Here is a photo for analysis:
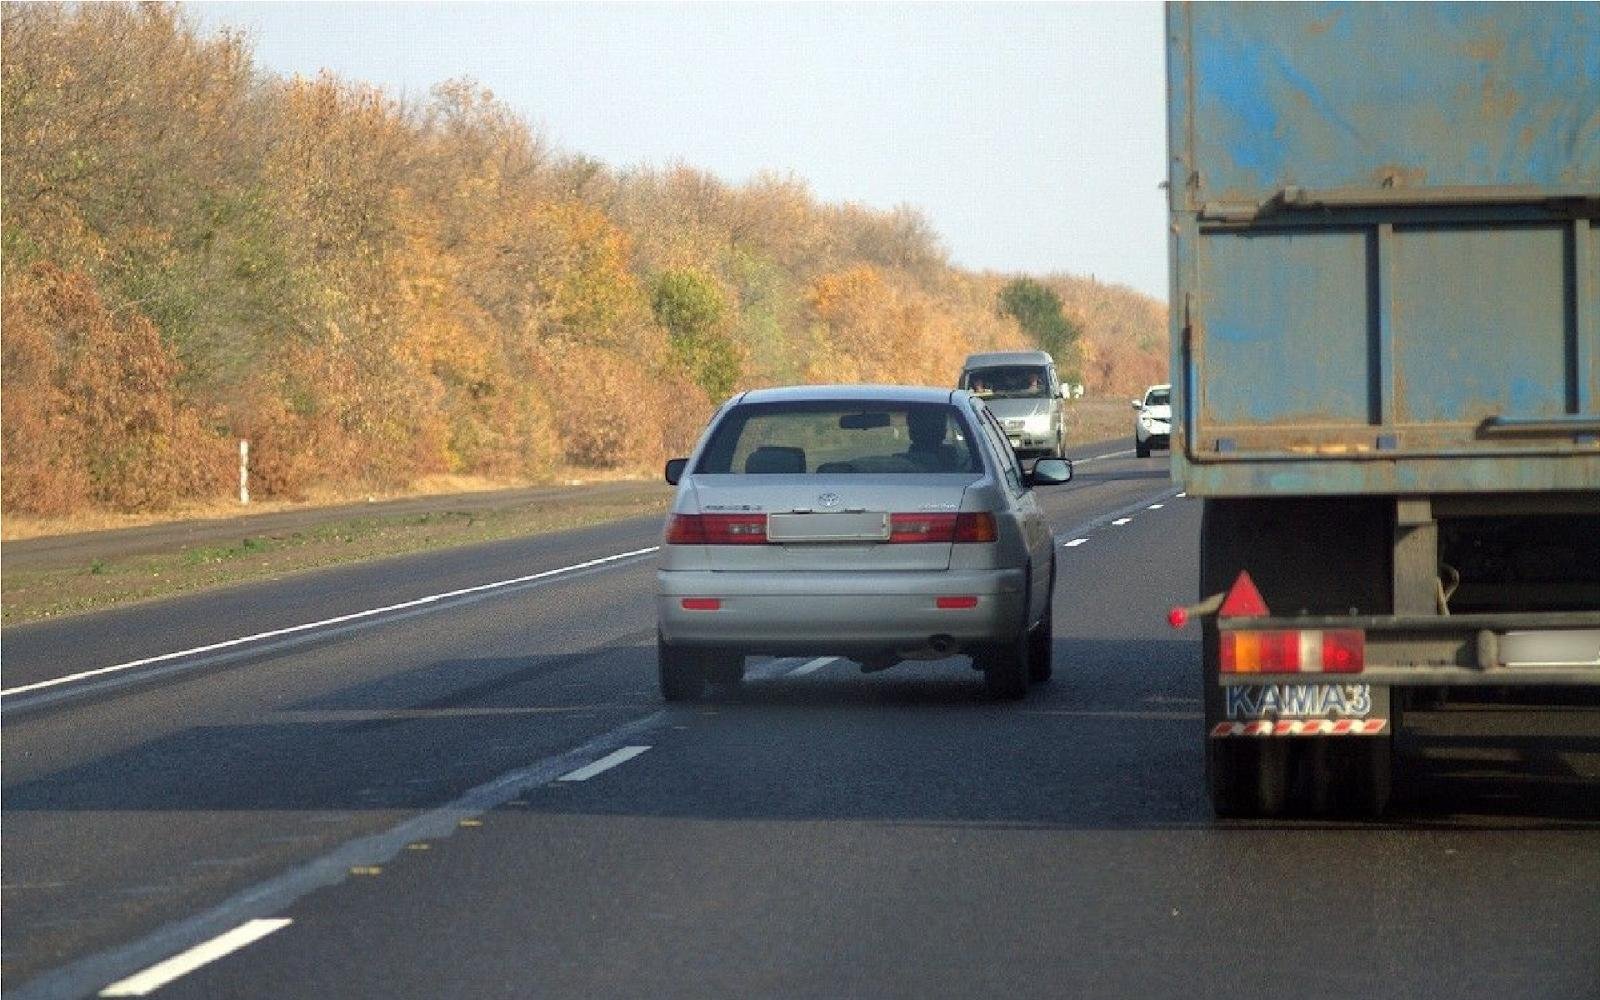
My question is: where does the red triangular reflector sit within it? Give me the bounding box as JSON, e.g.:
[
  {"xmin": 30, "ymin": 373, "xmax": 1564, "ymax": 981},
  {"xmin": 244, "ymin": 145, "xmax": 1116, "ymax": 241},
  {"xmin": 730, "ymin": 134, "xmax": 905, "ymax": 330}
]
[{"xmin": 1218, "ymin": 570, "xmax": 1269, "ymax": 617}]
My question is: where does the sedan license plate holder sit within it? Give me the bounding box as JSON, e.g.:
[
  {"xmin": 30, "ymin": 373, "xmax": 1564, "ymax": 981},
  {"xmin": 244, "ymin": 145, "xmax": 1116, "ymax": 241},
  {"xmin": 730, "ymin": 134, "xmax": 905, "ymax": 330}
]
[{"xmin": 766, "ymin": 512, "xmax": 890, "ymax": 543}]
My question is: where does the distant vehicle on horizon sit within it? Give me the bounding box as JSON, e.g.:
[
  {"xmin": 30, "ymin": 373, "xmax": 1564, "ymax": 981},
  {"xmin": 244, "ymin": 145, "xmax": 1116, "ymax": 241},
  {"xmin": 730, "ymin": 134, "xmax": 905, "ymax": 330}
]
[
  {"xmin": 958, "ymin": 350, "xmax": 1067, "ymax": 460},
  {"xmin": 1132, "ymin": 383, "xmax": 1171, "ymax": 458}
]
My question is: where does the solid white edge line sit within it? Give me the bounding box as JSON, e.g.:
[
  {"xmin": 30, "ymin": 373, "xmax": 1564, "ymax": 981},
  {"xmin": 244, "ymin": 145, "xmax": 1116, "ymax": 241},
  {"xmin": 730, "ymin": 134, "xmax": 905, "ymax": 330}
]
[
  {"xmin": 1, "ymin": 547, "xmax": 660, "ymax": 699},
  {"xmin": 99, "ymin": 919, "xmax": 291, "ymax": 997},
  {"xmin": 1063, "ymin": 538, "xmax": 1089, "ymax": 547},
  {"xmin": 1084, "ymin": 449, "xmax": 1135, "ymax": 462},
  {"xmin": 788, "ymin": 657, "xmax": 837, "ymax": 676},
  {"xmin": 1111, "ymin": 517, "xmax": 1133, "ymax": 526},
  {"xmin": 557, "ymin": 745, "xmax": 652, "ymax": 782}
]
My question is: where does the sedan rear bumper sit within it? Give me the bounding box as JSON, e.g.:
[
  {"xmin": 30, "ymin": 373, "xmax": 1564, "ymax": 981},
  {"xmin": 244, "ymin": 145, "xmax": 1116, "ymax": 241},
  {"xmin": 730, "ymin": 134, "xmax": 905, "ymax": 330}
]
[{"xmin": 658, "ymin": 568, "xmax": 1026, "ymax": 654}]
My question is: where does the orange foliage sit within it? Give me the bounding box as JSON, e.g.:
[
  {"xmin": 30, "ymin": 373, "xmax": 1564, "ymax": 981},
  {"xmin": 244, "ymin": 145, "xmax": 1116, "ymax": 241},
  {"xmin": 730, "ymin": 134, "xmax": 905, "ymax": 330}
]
[
  {"xmin": 2, "ymin": 263, "xmax": 230, "ymax": 513},
  {"xmin": 1, "ymin": 4, "xmax": 1169, "ymax": 518}
]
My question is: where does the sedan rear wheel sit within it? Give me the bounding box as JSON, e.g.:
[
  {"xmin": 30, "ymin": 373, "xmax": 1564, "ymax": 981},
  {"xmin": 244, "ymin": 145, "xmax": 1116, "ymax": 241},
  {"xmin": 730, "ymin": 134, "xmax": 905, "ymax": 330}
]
[
  {"xmin": 657, "ymin": 633, "xmax": 705, "ymax": 702},
  {"xmin": 705, "ymin": 655, "xmax": 746, "ymax": 691},
  {"xmin": 1027, "ymin": 567, "xmax": 1055, "ymax": 684},
  {"xmin": 981, "ymin": 630, "xmax": 1030, "ymax": 700}
]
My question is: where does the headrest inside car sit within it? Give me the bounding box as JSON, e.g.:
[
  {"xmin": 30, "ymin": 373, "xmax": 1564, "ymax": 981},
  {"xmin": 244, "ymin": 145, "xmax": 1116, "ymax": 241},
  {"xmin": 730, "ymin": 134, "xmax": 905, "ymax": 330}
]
[{"xmin": 744, "ymin": 446, "xmax": 806, "ymax": 474}]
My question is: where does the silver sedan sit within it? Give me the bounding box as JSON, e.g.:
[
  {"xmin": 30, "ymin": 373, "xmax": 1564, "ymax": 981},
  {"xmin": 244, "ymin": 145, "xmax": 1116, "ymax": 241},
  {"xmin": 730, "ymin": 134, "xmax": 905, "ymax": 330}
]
[{"xmin": 656, "ymin": 385, "xmax": 1072, "ymax": 701}]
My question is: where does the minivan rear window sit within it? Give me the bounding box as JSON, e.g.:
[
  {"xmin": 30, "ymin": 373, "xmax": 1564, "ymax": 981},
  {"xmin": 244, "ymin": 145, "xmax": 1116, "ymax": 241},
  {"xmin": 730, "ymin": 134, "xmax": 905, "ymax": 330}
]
[
  {"xmin": 962, "ymin": 365, "xmax": 1051, "ymax": 399},
  {"xmin": 695, "ymin": 402, "xmax": 983, "ymax": 475}
]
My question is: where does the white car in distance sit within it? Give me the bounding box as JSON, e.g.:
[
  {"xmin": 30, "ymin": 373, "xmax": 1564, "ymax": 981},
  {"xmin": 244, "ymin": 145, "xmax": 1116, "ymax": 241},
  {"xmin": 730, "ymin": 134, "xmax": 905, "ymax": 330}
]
[{"xmin": 1132, "ymin": 384, "xmax": 1171, "ymax": 458}]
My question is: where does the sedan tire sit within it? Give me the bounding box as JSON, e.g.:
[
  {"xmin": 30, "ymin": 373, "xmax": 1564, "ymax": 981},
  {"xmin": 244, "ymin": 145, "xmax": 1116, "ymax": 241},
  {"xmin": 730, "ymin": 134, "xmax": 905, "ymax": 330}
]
[
  {"xmin": 1028, "ymin": 558, "xmax": 1056, "ymax": 683},
  {"xmin": 981, "ymin": 630, "xmax": 1031, "ymax": 700},
  {"xmin": 657, "ymin": 633, "xmax": 704, "ymax": 702}
]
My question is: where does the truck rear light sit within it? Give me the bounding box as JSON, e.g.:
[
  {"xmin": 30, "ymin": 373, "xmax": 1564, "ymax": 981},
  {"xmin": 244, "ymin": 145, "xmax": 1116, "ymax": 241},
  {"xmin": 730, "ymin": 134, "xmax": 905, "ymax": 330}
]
[
  {"xmin": 936, "ymin": 595, "xmax": 979, "ymax": 609},
  {"xmin": 680, "ymin": 597, "xmax": 722, "ymax": 611},
  {"xmin": 1220, "ymin": 629, "xmax": 1365, "ymax": 674},
  {"xmin": 887, "ymin": 512, "xmax": 995, "ymax": 544},
  {"xmin": 665, "ymin": 513, "xmax": 768, "ymax": 545}
]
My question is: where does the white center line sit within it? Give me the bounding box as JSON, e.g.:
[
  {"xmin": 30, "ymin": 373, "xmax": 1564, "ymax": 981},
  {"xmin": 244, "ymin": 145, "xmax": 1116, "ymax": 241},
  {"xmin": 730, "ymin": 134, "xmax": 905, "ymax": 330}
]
[
  {"xmin": 1, "ymin": 546, "xmax": 660, "ymax": 700},
  {"xmin": 99, "ymin": 919, "xmax": 291, "ymax": 997},
  {"xmin": 1063, "ymin": 538, "xmax": 1089, "ymax": 547},
  {"xmin": 788, "ymin": 657, "xmax": 838, "ymax": 676},
  {"xmin": 557, "ymin": 745, "xmax": 652, "ymax": 782},
  {"xmin": 1111, "ymin": 517, "xmax": 1133, "ymax": 526},
  {"xmin": 1148, "ymin": 503, "xmax": 1164, "ymax": 509}
]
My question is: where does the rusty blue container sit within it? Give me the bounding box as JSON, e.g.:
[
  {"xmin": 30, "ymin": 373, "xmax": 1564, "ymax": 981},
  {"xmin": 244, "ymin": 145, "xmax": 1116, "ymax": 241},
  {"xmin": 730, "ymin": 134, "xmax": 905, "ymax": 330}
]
[{"xmin": 1167, "ymin": 2, "xmax": 1600, "ymax": 496}]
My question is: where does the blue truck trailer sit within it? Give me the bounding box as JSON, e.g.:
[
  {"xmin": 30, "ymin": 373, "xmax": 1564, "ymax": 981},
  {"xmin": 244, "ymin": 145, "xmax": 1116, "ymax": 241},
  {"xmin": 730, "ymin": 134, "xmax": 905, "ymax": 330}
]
[{"xmin": 1166, "ymin": 3, "xmax": 1600, "ymax": 816}]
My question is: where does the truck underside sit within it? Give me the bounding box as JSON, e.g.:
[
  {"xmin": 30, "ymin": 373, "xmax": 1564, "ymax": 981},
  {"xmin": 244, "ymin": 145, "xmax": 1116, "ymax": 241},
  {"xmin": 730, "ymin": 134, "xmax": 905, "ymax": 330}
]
[{"xmin": 1199, "ymin": 494, "xmax": 1600, "ymax": 817}]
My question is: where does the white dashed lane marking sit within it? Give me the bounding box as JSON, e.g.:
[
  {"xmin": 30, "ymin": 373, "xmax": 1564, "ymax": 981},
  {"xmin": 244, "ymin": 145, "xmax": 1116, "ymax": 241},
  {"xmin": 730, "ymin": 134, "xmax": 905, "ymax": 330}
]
[
  {"xmin": 99, "ymin": 920, "xmax": 292, "ymax": 996},
  {"xmin": 1148, "ymin": 503, "xmax": 1164, "ymax": 509},
  {"xmin": 788, "ymin": 657, "xmax": 838, "ymax": 676},
  {"xmin": 1111, "ymin": 517, "xmax": 1133, "ymax": 526},
  {"xmin": 557, "ymin": 745, "xmax": 652, "ymax": 782},
  {"xmin": 1063, "ymin": 539, "xmax": 1089, "ymax": 548}
]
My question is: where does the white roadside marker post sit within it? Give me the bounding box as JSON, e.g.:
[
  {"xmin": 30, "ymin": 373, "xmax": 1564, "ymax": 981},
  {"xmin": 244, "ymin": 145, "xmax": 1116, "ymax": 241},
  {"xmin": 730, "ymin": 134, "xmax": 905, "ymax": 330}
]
[{"xmin": 239, "ymin": 439, "xmax": 250, "ymax": 505}]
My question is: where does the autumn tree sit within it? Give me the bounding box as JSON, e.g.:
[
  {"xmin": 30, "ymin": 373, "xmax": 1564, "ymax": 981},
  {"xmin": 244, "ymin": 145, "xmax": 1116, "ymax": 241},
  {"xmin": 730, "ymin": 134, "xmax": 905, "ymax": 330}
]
[
  {"xmin": 651, "ymin": 270, "xmax": 742, "ymax": 400},
  {"xmin": 998, "ymin": 277, "xmax": 1083, "ymax": 380}
]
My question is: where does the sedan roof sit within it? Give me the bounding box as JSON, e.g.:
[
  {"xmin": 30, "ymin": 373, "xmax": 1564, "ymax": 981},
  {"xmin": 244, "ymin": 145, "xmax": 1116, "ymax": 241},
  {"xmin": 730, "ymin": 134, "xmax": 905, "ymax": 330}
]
[{"xmin": 734, "ymin": 385, "xmax": 960, "ymax": 406}]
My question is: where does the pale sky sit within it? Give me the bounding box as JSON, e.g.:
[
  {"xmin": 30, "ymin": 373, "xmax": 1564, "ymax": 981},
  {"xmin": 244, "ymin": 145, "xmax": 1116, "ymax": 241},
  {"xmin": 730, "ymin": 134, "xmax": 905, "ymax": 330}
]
[{"xmin": 191, "ymin": 2, "xmax": 1170, "ymax": 301}]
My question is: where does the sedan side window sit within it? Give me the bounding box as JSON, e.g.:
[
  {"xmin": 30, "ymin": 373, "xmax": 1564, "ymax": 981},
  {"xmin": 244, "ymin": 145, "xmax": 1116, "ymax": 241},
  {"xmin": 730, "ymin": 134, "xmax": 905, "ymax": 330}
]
[{"xmin": 973, "ymin": 404, "xmax": 1023, "ymax": 494}]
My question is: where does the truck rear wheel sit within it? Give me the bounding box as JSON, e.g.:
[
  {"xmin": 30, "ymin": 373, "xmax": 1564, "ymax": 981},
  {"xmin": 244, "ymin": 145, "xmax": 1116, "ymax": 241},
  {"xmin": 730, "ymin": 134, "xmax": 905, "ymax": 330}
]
[
  {"xmin": 1200, "ymin": 497, "xmax": 1395, "ymax": 817},
  {"xmin": 1207, "ymin": 740, "xmax": 1291, "ymax": 817}
]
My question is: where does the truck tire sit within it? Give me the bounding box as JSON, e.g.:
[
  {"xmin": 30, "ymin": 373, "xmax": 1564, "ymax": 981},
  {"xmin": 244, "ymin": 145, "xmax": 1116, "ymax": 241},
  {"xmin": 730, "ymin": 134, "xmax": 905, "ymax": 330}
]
[
  {"xmin": 657, "ymin": 633, "xmax": 705, "ymax": 702},
  {"xmin": 1207, "ymin": 740, "xmax": 1291, "ymax": 817},
  {"xmin": 1200, "ymin": 497, "xmax": 1394, "ymax": 817}
]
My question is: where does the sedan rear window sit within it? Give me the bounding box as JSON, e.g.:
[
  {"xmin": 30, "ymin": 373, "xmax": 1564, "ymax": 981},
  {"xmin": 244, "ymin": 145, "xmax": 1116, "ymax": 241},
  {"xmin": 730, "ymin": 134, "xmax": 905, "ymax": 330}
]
[{"xmin": 696, "ymin": 402, "xmax": 983, "ymax": 475}]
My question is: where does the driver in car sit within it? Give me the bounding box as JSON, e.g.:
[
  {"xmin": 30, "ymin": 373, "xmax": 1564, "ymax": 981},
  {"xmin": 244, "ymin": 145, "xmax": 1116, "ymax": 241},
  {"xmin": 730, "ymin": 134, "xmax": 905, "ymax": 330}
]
[{"xmin": 903, "ymin": 407, "xmax": 963, "ymax": 472}]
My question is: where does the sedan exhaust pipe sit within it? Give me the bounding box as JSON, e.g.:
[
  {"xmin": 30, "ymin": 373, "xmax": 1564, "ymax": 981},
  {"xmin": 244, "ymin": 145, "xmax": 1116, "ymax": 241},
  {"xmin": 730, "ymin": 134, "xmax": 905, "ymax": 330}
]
[{"xmin": 894, "ymin": 634, "xmax": 959, "ymax": 661}]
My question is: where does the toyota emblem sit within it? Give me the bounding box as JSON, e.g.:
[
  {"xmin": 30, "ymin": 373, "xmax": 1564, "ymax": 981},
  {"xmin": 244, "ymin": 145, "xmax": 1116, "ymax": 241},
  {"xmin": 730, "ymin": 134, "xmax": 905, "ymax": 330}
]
[{"xmin": 817, "ymin": 492, "xmax": 842, "ymax": 510}]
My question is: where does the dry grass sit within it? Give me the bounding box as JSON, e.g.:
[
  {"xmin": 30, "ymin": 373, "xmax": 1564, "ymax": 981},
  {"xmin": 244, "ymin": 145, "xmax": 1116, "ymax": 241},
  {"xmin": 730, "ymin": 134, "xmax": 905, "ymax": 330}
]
[
  {"xmin": 1064, "ymin": 397, "xmax": 1138, "ymax": 446},
  {"xmin": 1, "ymin": 490, "xmax": 671, "ymax": 625},
  {"xmin": 0, "ymin": 466, "xmax": 660, "ymax": 542}
]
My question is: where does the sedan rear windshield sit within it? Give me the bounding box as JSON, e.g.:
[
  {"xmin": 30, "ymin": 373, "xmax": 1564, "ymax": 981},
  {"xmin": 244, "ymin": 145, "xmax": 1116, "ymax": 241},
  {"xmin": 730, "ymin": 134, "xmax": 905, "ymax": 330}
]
[{"xmin": 696, "ymin": 402, "xmax": 983, "ymax": 475}]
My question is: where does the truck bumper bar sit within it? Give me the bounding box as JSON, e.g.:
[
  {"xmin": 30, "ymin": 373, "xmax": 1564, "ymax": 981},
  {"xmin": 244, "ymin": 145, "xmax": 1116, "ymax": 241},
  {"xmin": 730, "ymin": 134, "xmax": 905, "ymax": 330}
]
[{"xmin": 1218, "ymin": 612, "xmax": 1600, "ymax": 687}]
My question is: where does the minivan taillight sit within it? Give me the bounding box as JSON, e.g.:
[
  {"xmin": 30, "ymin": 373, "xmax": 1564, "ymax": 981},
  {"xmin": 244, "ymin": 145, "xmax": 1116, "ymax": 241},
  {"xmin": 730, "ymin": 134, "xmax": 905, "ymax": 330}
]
[{"xmin": 665, "ymin": 513, "xmax": 768, "ymax": 545}]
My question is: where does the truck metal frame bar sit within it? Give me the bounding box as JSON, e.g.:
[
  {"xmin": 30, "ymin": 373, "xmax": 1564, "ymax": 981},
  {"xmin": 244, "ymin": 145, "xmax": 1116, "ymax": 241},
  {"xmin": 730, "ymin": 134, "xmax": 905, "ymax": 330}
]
[{"xmin": 1218, "ymin": 612, "xmax": 1600, "ymax": 687}]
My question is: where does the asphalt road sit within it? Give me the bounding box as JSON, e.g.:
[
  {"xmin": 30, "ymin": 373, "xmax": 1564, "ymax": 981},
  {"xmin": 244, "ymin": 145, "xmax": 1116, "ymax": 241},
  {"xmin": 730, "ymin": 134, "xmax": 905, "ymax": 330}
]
[{"xmin": 4, "ymin": 442, "xmax": 1597, "ymax": 999}]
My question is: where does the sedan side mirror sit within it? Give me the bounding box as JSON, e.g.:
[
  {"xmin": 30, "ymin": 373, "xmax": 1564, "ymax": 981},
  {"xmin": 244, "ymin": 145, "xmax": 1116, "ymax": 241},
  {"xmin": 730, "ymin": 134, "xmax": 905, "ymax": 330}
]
[
  {"xmin": 664, "ymin": 458, "xmax": 688, "ymax": 485},
  {"xmin": 1131, "ymin": 399, "xmax": 1143, "ymax": 409},
  {"xmin": 1029, "ymin": 458, "xmax": 1073, "ymax": 486}
]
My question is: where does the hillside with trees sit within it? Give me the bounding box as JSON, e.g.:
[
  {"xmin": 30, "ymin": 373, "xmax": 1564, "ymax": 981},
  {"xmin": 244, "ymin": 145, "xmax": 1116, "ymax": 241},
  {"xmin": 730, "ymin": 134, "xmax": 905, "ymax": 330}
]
[{"xmin": 1, "ymin": 3, "xmax": 1167, "ymax": 517}]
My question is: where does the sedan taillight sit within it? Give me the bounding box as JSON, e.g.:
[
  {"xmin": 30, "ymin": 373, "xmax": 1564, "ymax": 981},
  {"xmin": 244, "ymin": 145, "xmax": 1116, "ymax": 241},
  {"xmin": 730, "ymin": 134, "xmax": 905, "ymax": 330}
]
[
  {"xmin": 887, "ymin": 512, "xmax": 997, "ymax": 544},
  {"xmin": 665, "ymin": 513, "xmax": 768, "ymax": 545}
]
